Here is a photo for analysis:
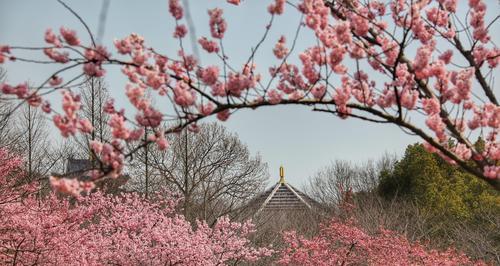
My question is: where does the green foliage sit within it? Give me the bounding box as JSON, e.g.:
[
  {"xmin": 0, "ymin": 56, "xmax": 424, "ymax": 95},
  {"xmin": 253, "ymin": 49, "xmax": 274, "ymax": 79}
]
[{"xmin": 378, "ymin": 143, "xmax": 499, "ymax": 220}]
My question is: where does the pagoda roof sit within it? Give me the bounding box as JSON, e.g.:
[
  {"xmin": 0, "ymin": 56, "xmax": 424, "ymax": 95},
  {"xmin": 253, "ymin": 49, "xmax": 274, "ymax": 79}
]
[{"xmin": 246, "ymin": 166, "xmax": 319, "ymax": 216}]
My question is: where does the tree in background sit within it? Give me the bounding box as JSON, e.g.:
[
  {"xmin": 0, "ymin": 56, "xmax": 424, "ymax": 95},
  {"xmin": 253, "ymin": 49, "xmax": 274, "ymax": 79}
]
[
  {"xmin": 307, "ymin": 155, "xmax": 396, "ymax": 208},
  {"xmin": 129, "ymin": 123, "xmax": 268, "ymax": 224},
  {"xmin": 379, "ymin": 143, "xmax": 499, "ymax": 220},
  {"xmin": 72, "ymin": 77, "xmax": 111, "ymax": 158},
  {"xmin": 0, "ymin": 69, "xmax": 64, "ymax": 189},
  {"xmin": 0, "ymin": 149, "xmax": 36, "ymax": 206},
  {"xmin": 0, "ymin": 68, "xmax": 18, "ymax": 149},
  {"xmin": 377, "ymin": 143, "xmax": 500, "ymax": 261}
]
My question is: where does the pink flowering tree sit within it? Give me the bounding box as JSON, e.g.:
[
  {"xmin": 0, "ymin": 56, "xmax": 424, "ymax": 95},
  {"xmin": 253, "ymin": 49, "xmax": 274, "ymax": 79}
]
[
  {"xmin": 0, "ymin": 0, "xmax": 499, "ymax": 190},
  {"xmin": 278, "ymin": 218, "xmax": 484, "ymax": 265},
  {"xmin": 1, "ymin": 185, "xmax": 272, "ymax": 264},
  {"xmin": 0, "ymin": 148, "xmax": 37, "ymax": 205}
]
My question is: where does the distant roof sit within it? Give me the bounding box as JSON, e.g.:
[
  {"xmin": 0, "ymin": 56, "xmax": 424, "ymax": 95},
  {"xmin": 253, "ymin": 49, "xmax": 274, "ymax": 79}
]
[
  {"xmin": 254, "ymin": 182, "xmax": 317, "ymax": 214},
  {"xmin": 66, "ymin": 158, "xmax": 92, "ymax": 176},
  {"xmin": 245, "ymin": 166, "xmax": 320, "ymax": 216}
]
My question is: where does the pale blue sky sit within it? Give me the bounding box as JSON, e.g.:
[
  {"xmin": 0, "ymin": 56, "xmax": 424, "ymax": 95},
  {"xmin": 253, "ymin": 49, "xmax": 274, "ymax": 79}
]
[{"xmin": 3, "ymin": 0, "xmax": 496, "ymax": 187}]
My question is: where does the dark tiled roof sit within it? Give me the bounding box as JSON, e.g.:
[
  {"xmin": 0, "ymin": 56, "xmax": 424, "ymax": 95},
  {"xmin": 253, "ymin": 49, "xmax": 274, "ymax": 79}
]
[{"xmin": 66, "ymin": 158, "xmax": 92, "ymax": 176}]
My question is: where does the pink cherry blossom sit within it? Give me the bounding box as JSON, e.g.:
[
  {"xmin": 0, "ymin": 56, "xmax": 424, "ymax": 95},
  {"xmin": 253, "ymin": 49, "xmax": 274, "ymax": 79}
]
[
  {"xmin": 174, "ymin": 81, "xmax": 196, "ymax": 106},
  {"xmin": 268, "ymin": 0, "xmax": 285, "ymax": 15},
  {"xmin": 377, "ymin": 88, "xmax": 396, "ymax": 108},
  {"xmin": 78, "ymin": 118, "xmax": 93, "ymax": 133},
  {"xmin": 208, "ymin": 8, "xmax": 227, "ymax": 39},
  {"xmin": 49, "ymin": 176, "xmax": 94, "ymax": 197},
  {"xmin": 197, "ymin": 65, "xmax": 219, "ymax": 85},
  {"xmin": 59, "ymin": 27, "xmax": 80, "ymax": 46},
  {"xmin": 199, "ymin": 103, "xmax": 215, "ymax": 116},
  {"xmin": 267, "ymin": 89, "xmax": 283, "ymax": 104},
  {"xmin": 156, "ymin": 131, "xmax": 169, "ymax": 150},
  {"xmin": 109, "ymin": 113, "xmax": 130, "ymax": 140},
  {"xmin": 483, "ymin": 165, "xmax": 500, "ymax": 179},
  {"xmin": 217, "ymin": 109, "xmax": 230, "ymax": 121},
  {"xmin": 174, "ymin": 24, "xmax": 188, "ymax": 38},
  {"xmin": 114, "ymin": 37, "xmax": 133, "ymax": 54},
  {"xmin": 198, "ymin": 37, "xmax": 219, "ymax": 53},
  {"xmin": 44, "ymin": 28, "xmax": 61, "ymax": 47},
  {"xmin": 426, "ymin": 114, "xmax": 446, "ymax": 141},
  {"xmin": 273, "ymin": 36, "xmax": 288, "ymax": 59},
  {"xmin": 43, "ymin": 48, "xmax": 69, "ymax": 63},
  {"xmin": 41, "ymin": 101, "xmax": 51, "ymax": 113},
  {"xmin": 227, "ymin": 0, "xmax": 240, "ymax": 5},
  {"xmin": 422, "ymin": 97, "xmax": 440, "ymax": 115},
  {"xmin": 280, "ymin": 218, "xmax": 481, "ymax": 265},
  {"xmin": 168, "ymin": 0, "xmax": 183, "ymax": 20},
  {"xmin": 136, "ymin": 106, "xmax": 163, "ymax": 128},
  {"xmin": 83, "ymin": 62, "xmax": 106, "ymax": 77},
  {"xmin": 311, "ymin": 84, "xmax": 326, "ymax": 99}
]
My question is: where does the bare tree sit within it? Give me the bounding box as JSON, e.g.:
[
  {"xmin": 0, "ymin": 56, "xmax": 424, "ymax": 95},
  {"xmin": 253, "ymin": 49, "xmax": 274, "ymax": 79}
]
[
  {"xmin": 306, "ymin": 154, "xmax": 396, "ymax": 208},
  {"xmin": 71, "ymin": 77, "xmax": 110, "ymax": 159},
  {"xmin": 13, "ymin": 104, "xmax": 59, "ymax": 182},
  {"xmin": 0, "ymin": 68, "xmax": 18, "ymax": 148},
  {"xmin": 128, "ymin": 123, "xmax": 269, "ymax": 224}
]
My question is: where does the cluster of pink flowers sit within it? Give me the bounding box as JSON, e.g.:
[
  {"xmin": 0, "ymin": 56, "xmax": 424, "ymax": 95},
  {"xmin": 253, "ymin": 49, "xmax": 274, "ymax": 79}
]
[
  {"xmin": 422, "ymin": 97, "xmax": 440, "ymax": 115},
  {"xmin": 299, "ymin": 0, "xmax": 330, "ymax": 31},
  {"xmin": 1, "ymin": 169, "xmax": 272, "ymax": 265},
  {"xmin": 449, "ymin": 68, "xmax": 474, "ymax": 103},
  {"xmin": 273, "ymin": 36, "xmax": 288, "ymax": 59},
  {"xmin": 49, "ymin": 176, "xmax": 95, "ymax": 197},
  {"xmin": 53, "ymin": 90, "xmax": 92, "ymax": 137},
  {"xmin": 426, "ymin": 114, "xmax": 446, "ymax": 141},
  {"xmin": 0, "ymin": 82, "xmax": 42, "ymax": 107},
  {"xmin": 43, "ymin": 47, "xmax": 69, "ymax": 63},
  {"xmin": 469, "ymin": 0, "xmax": 489, "ymax": 43},
  {"xmin": 268, "ymin": 0, "xmax": 286, "ymax": 15},
  {"xmin": 198, "ymin": 37, "xmax": 219, "ymax": 53},
  {"xmin": 473, "ymin": 45, "xmax": 500, "ymax": 68},
  {"xmin": 59, "ymin": 27, "xmax": 81, "ymax": 46},
  {"xmin": 311, "ymin": 84, "xmax": 326, "ymax": 99},
  {"xmin": 174, "ymin": 24, "xmax": 187, "ymax": 38},
  {"xmin": 198, "ymin": 102, "xmax": 215, "ymax": 116},
  {"xmin": 42, "ymin": 28, "xmax": 83, "ymax": 63},
  {"xmin": 227, "ymin": 0, "xmax": 240, "ymax": 6},
  {"xmin": 299, "ymin": 49, "xmax": 320, "ymax": 83},
  {"xmin": 83, "ymin": 45, "xmax": 109, "ymax": 77},
  {"xmin": 0, "ymin": 45, "xmax": 10, "ymax": 63},
  {"xmin": 174, "ymin": 80, "xmax": 196, "ymax": 106},
  {"xmin": 0, "ymin": 149, "xmax": 36, "ymax": 205},
  {"xmin": 225, "ymin": 64, "xmax": 260, "ymax": 97},
  {"xmin": 267, "ymin": 89, "xmax": 283, "ymax": 104},
  {"xmin": 334, "ymin": 77, "xmax": 353, "ymax": 118},
  {"xmin": 90, "ymin": 140, "xmax": 126, "ymax": 178},
  {"xmin": 279, "ymin": 218, "xmax": 481, "ymax": 265},
  {"xmin": 208, "ymin": 8, "xmax": 227, "ymax": 39},
  {"xmin": 168, "ymin": 0, "xmax": 183, "ymax": 20},
  {"xmin": 197, "ymin": 65, "xmax": 220, "ymax": 85}
]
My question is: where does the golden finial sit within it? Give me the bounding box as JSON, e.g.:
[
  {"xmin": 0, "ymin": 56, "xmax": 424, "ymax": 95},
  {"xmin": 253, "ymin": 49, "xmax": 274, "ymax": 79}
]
[{"xmin": 279, "ymin": 166, "xmax": 285, "ymax": 184}]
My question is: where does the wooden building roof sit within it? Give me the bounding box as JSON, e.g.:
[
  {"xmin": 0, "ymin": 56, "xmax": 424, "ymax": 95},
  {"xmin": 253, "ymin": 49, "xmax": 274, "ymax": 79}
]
[{"xmin": 249, "ymin": 166, "xmax": 319, "ymax": 216}]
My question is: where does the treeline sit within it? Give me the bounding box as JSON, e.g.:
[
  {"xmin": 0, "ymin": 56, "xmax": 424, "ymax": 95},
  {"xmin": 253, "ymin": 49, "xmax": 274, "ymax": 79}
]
[
  {"xmin": 0, "ymin": 69, "xmax": 269, "ymax": 225},
  {"xmin": 306, "ymin": 142, "xmax": 500, "ymax": 263}
]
